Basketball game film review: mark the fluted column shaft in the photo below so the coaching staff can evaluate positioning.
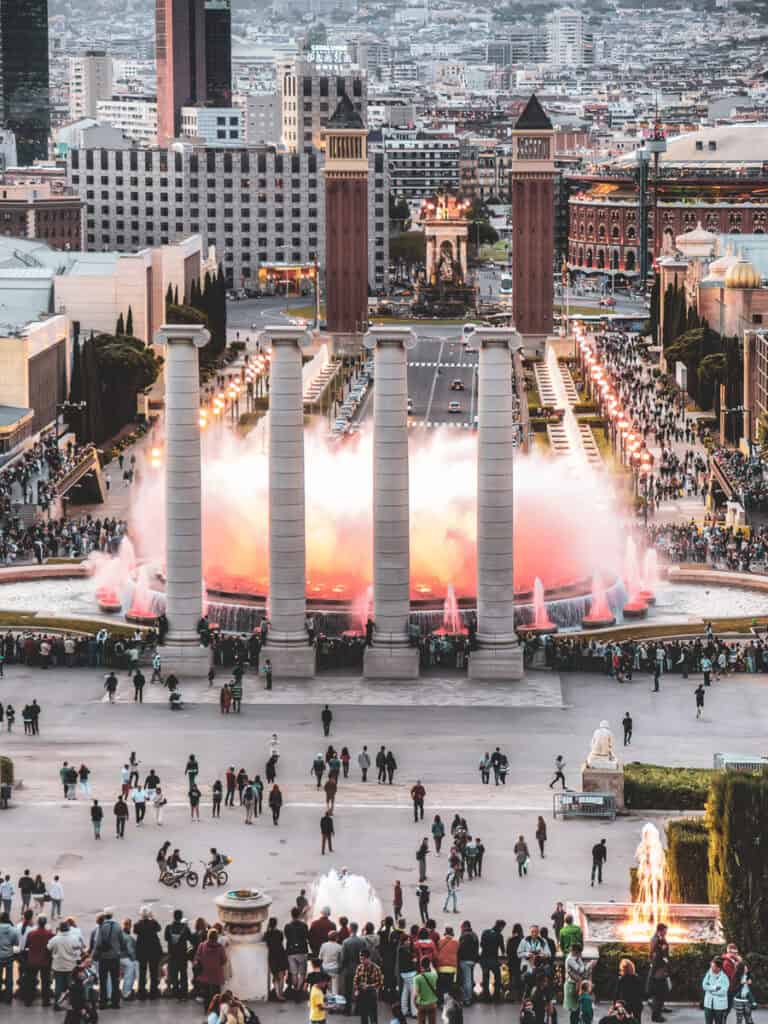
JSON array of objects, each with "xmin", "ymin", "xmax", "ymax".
[
  {"xmin": 372, "ymin": 335, "xmax": 411, "ymax": 646},
  {"xmin": 268, "ymin": 332, "xmax": 307, "ymax": 644},
  {"xmin": 159, "ymin": 326, "xmax": 208, "ymax": 642},
  {"xmin": 476, "ymin": 336, "xmax": 517, "ymax": 646}
]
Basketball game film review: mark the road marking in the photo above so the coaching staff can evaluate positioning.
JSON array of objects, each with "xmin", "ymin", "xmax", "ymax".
[{"xmin": 423, "ymin": 339, "xmax": 445, "ymax": 425}]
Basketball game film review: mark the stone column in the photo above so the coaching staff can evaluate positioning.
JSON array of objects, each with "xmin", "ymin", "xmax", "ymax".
[
  {"xmin": 154, "ymin": 324, "xmax": 211, "ymax": 676},
  {"xmin": 363, "ymin": 326, "xmax": 419, "ymax": 679},
  {"xmin": 469, "ymin": 328, "xmax": 524, "ymax": 681},
  {"xmin": 263, "ymin": 325, "xmax": 315, "ymax": 678}
]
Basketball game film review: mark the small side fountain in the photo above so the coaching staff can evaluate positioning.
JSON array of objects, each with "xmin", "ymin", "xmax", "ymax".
[
  {"xmin": 582, "ymin": 572, "xmax": 616, "ymax": 628},
  {"xmin": 441, "ymin": 584, "xmax": 465, "ymax": 634},
  {"xmin": 310, "ymin": 868, "xmax": 383, "ymax": 925},
  {"xmin": 572, "ymin": 822, "xmax": 723, "ymax": 957},
  {"xmin": 519, "ymin": 577, "xmax": 558, "ymax": 636},
  {"xmin": 638, "ymin": 548, "xmax": 659, "ymax": 605},
  {"xmin": 125, "ymin": 564, "xmax": 161, "ymax": 626},
  {"xmin": 215, "ymin": 888, "xmax": 272, "ymax": 1001},
  {"xmin": 623, "ymin": 538, "xmax": 648, "ymax": 619}
]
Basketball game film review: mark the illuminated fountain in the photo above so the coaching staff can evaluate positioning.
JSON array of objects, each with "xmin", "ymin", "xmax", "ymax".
[
  {"xmin": 125, "ymin": 563, "xmax": 162, "ymax": 626},
  {"xmin": 441, "ymin": 584, "xmax": 465, "ymax": 634},
  {"xmin": 572, "ymin": 822, "xmax": 723, "ymax": 957},
  {"xmin": 623, "ymin": 537, "xmax": 649, "ymax": 619},
  {"xmin": 310, "ymin": 869, "xmax": 383, "ymax": 925},
  {"xmin": 639, "ymin": 548, "xmax": 659, "ymax": 605},
  {"xmin": 582, "ymin": 572, "xmax": 616, "ymax": 628},
  {"xmin": 518, "ymin": 577, "xmax": 558, "ymax": 636}
]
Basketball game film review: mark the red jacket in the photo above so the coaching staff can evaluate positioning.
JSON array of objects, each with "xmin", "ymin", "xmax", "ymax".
[
  {"xmin": 194, "ymin": 939, "xmax": 227, "ymax": 986},
  {"xmin": 26, "ymin": 926, "xmax": 54, "ymax": 967}
]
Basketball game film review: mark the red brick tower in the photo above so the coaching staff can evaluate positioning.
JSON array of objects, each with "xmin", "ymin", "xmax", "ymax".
[
  {"xmin": 511, "ymin": 95, "xmax": 555, "ymax": 345},
  {"xmin": 323, "ymin": 94, "xmax": 369, "ymax": 336}
]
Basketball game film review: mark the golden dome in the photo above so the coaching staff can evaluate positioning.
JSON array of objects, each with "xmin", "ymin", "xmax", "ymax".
[
  {"xmin": 725, "ymin": 255, "xmax": 762, "ymax": 289},
  {"xmin": 708, "ymin": 243, "xmax": 736, "ymax": 278}
]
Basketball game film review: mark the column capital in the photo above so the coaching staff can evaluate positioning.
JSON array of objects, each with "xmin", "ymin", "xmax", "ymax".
[
  {"xmin": 364, "ymin": 326, "xmax": 417, "ymax": 351},
  {"xmin": 154, "ymin": 324, "xmax": 210, "ymax": 348},
  {"xmin": 261, "ymin": 325, "xmax": 311, "ymax": 349},
  {"xmin": 475, "ymin": 327, "xmax": 524, "ymax": 351}
]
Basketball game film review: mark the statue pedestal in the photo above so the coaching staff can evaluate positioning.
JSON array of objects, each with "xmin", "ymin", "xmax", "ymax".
[
  {"xmin": 215, "ymin": 888, "xmax": 272, "ymax": 1001},
  {"xmin": 581, "ymin": 762, "xmax": 625, "ymax": 812}
]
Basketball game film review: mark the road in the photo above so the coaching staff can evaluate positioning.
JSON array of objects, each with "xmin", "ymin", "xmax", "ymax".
[{"xmin": 406, "ymin": 331, "xmax": 478, "ymax": 428}]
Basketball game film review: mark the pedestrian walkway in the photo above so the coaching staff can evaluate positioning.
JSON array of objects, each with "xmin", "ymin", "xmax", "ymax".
[{"xmin": 408, "ymin": 361, "xmax": 478, "ymax": 369}]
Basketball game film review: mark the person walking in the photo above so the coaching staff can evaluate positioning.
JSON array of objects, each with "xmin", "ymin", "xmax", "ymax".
[
  {"xmin": 189, "ymin": 783, "xmax": 201, "ymax": 822},
  {"xmin": 695, "ymin": 684, "xmax": 705, "ymax": 719},
  {"xmin": 243, "ymin": 781, "xmax": 256, "ymax": 825},
  {"xmin": 703, "ymin": 956, "xmax": 730, "ymax": 1024},
  {"xmin": 535, "ymin": 816, "xmax": 547, "ymax": 858},
  {"xmin": 321, "ymin": 705, "xmax": 333, "ymax": 736},
  {"xmin": 375, "ymin": 746, "xmax": 386, "ymax": 784},
  {"xmin": 591, "ymin": 839, "xmax": 607, "ymax": 886},
  {"xmin": 133, "ymin": 669, "xmax": 145, "ymax": 703},
  {"xmin": 212, "ymin": 779, "xmax": 223, "ymax": 818},
  {"xmin": 385, "ymin": 750, "xmax": 397, "ymax": 785},
  {"xmin": 393, "ymin": 881, "xmax": 403, "ymax": 919},
  {"xmin": 416, "ymin": 838, "xmax": 429, "ymax": 882},
  {"xmin": 649, "ymin": 923, "xmax": 670, "ymax": 1022},
  {"xmin": 622, "ymin": 712, "xmax": 633, "ymax": 745},
  {"xmin": 514, "ymin": 835, "xmax": 530, "ymax": 877},
  {"xmin": 549, "ymin": 755, "xmax": 566, "ymax": 789},
  {"xmin": 321, "ymin": 811, "xmax": 335, "ymax": 854},
  {"xmin": 411, "ymin": 780, "xmax": 426, "ymax": 823},
  {"xmin": 312, "ymin": 753, "xmax": 326, "ymax": 789},
  {"xmin": 443, "ymin": 870, "xmax": 459, "ymax": 915},
  {"xmin": 132, "ymin": 784, "xmax": 147, "ymax": 825},
  {"xmin": 114, "ymin": 795, "xmax": 129, "ymax": 838},
  {"xmin": 152, "ymin": 787, "xmax": 167, "ymax": 825},
  {"xmin": 416, "ymin": 883, "xmax": 430, "ymax": 925},
  {"xmin": 358, "ymin": 746, "xmax": 371, "ymax": 782},
  {"xmin": 431, "ymin": 815, "xmax": 445, "ymax": 855},
  {"xmin": 91, "ymin": 799, "xmax": 104, "ymax": 839},
  {"xmin": 478, "ymin": 752, "xmax": 491, "ymax": 784},
  {"xmin": 269, "ymin": 783, "xmax": 283, "ymax": 825},
  {"xmin": 324, "ymin": 775, "xmax": 337, "ymax": 813}
]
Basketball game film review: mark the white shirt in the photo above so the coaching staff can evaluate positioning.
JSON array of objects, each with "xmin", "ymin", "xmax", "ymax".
[
  {"xmin": 132, "ymin": 788, "xmax": 146, "ymax": 804},
  {"xmin": 121, "ymin": 767, "xmax": 130, "ymax": 783},
  {"xmin": 0, "ymin": 880, "xmax": 15, "ymax": 899},
  {"xmin": 49, "ymin": 880, "xmax": 63, "ymax": 900}
]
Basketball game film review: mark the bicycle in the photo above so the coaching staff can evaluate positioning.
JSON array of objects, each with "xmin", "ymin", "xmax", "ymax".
[
  {"xmin": 201, "ymin": 859, "xmax": 229, "ymax": 889},
  {"xmin": 159, "ymin": 860, "xmax": 199, "ymax": 888}
]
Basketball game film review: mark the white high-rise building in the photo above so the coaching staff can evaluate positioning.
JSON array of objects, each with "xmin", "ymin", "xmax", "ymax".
[
  {"xmin": 546, "ymin": 9, "xmax": 593, "ymax": 68},
  {"xmin": 69, "ymin": 51, "xmax": 114, "ymax": 120}
]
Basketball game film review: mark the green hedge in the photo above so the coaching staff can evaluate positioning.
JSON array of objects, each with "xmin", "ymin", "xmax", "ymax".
[
  {"xmin": 0, "ymin": 756, "xmax": 13, "ymax": 784},
  {"xmin": 708, "ymin": 772, "xmax": 768, "ymax": 952},
  {"xmin": 624, "ymin": 762, "xmax": 714, "ymax": 810},
  {"xmin": 593, "ymin": 943, "xmax": 724, "ymax": 1002},
  {"xmin": 668, "ymin": 818, "xmax": 709, "ymax": 904}
]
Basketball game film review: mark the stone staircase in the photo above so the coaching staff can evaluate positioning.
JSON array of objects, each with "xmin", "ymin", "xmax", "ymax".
[
  {"xmin": 303, "ymin": 358, "xmax": 340, "ymax": 405},
  {"xmin": 578, "ymin": 423, "xmax": 603, "ymax": 469},
  {"xmin": 547, "ymin": 422, "xmax": 572, "ymax": 458},
  {"xmin": 558, "ymin": 363, "xmax": 580, "ymax": 404},
  {"xmin": 533, "ymin": 362, "xmax": 557, "ymax": 407}
]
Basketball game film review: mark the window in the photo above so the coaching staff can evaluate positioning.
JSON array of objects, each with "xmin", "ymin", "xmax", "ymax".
[
  {"xmin": 319, "ymin": 77, "xmax": 329, "ymax": 97},
  {"xmin": 71, "ymin": 150, "xmax": 79, "ymax": 170}
]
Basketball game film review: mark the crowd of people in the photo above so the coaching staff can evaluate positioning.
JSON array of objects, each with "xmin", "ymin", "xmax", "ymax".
[
  {"xmin": 712, "ymin": 448, "xmax": 768, "ymax": 514},
  {"xmin": 642, "ymin": 520, "xmax": 768, "ymax": 573},
  {"xmin": 547, "ymin": 629, "xmax": 768, "ymax": 679},
  {"xmin": 0, "ymin": 626, "xmax": 150, "ymax": 675}
]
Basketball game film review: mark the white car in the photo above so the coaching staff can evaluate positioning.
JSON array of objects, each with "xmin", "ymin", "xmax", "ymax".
[
  {"xmin": 462, "ymin": 323, "xmax": 477, "ymax": 341},
  {"xmin": 407, "ymin": 398, "xmax": 413, "ymax": 412},
  {"xmin": 448, "ymin": 400, "xmax": 461, "ymax": 413}
]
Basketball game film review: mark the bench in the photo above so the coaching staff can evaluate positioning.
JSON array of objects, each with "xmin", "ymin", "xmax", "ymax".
[{"xmin": 553, "ymin": 791, "xmax": 616, "ymax": 820}]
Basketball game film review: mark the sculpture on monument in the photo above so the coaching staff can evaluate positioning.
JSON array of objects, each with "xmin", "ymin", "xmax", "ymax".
[
  {"xmin": 416, "ymin": 190, "xmax": 474, "ymax": 316},
  {"xmin": 586, "ymin": 720, "xmax": 619, "ymax": 768}
]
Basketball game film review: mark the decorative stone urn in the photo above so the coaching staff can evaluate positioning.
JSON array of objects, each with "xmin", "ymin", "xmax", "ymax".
[{"xmin": 214, "ymin": 888, "xmax": 272, "ymax": 1000}]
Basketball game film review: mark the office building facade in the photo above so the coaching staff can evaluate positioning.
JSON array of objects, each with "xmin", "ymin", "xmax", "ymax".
[
  {"xmin": 278, "ymin": 56, "xmax": 366, "ymax": 152},
  {"xmin": 0, "ymin": 0, "xmax": 50, "ymax": 164},
  {"xmin": 69, "ymin": 51, "xmax": 114, "ymax": 121},
  {"xmin": 66, "ymin": 144, "xmax": 389, "ymax": 292},
  {"xmin": 156, "ymin": 0, "xmax": 206, "ymax": 146},
  {"xmin": 205, "ymin": 0, "xmax": 232, "ymax": 106}
]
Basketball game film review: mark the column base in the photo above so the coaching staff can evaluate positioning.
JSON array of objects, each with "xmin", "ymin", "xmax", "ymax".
[
  {"xmin": 364, "ymin": 645, "xmax": 420, "ymax": 680},
  {"xmin": 468, "ymin": 645, "xmax": 524, "ymax": 681},
  {"xmin": 262, "ymin": 643, "xmax": 316, "ymax": 679},
  {"xmin": 160, "ymin": 638, "xmax": 212, "ymax": 678}
]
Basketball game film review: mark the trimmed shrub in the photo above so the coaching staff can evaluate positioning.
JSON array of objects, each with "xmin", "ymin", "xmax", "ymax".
[
  {"xmin": 593, "ymin": 943, "xmax": 724, "ymax": 1003},
  {"xmin": 708, "ymin": 772, "xmax": 768, "ymax": 952},
  {"xmin": 624, "ymin": 763, "xmax": 714, "ymax": 810},
  {"xmin": 0, "ymin": 756, "xmax": 13, "ymax": 785},
  {"xmin": 746, "ymin": 952, "xmax": 768, "ymax": 1003},
  {"xmin": 667, "ymin": 818, "xmax": 709, "ymax": 903}
]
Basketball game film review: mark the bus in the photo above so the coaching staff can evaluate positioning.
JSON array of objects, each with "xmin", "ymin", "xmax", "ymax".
[{"xmin": 500, "ymin": 273, "xmax": 513, "ymax": 295}]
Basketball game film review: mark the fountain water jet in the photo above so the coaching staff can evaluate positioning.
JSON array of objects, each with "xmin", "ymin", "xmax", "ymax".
[
  {"xmin": 310, "ymin": 869, "xmax": 382, "ymax": 926},
  {"xmin": 519, "ymin": 577, "xmax": 558, "ymax": 635},
  {"xmin": 582, "ymin": 572, "xmax": 616, "ymax": 628},
  {"xmin": 639, "ymin": 548, "xmax": 659, "ymax": 605},
  {"xmin": 442, "ymin": 584, "xmax": 465, "ymax": 634},
  {"xmin": 623, "ymin": 537, "xmax": 648, "ymax": 619}
]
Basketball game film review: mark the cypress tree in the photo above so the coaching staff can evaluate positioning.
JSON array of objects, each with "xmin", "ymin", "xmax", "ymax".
[
  {"xmin": 165, "ymin": 283, "xmax": 174, "ymax": 315},
  {"xmin": 115, "ymin": 312, "xmax": 125, "ymax": 336},
  {"xmin": 174, "ymin": 284, "xmax": 180, "ymax": 306},
  {"xmin": 126, "ymin": 306, "xmax": 134, "ymax": 336}
]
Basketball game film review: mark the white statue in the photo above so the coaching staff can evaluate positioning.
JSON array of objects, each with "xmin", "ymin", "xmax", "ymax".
[{"xmin": 587, "ymin": 720, "xmax": 619, "ymax": 769}]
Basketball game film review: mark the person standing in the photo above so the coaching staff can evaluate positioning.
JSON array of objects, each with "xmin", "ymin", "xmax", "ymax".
[
  {"xmin": 564, "ymin": 943, "xmax": 592, "ymax": 1024},
  {"xmin": 133, "ymin": 669, "xmax": 145, "ymax": 703},
  {"xmin": 114, "ymin": 795, "xmax": 129, "ymax": 838},
  {"xmin": 21, "ymin": 914, "xmax": 53, "ymax": 1007},
  {"xmin": 164, "ymin": 909, "xmax": 192, "ymax": 1000},
  {"xmin": 479, "ymin": 920, "xmax": 505, "ymax": 1003},
  {"xmin": 653, "ymin": 662, "xmax": 661, "ymax": 692},
  {"xmin": 284, "ymin": 905, "xmax": 310, "ymax": 997},
  {"xmin": 591, "ymin": 839, "xmax": 607, "ymax": 886},
  {"xmin": 324, "ymin": 775, "xmax": 337, "ymax": 813},
  {"xmin": 321, "ymin": 705, "xmax": 333, "ymax": 736},
  {"xmin": 514, "ymin": 835, "xmax": 530, "ymax": 877},
  {"xmin": 414, "ymin": 956, "xmax": 439, "ymax": 1024},
  {"xmin": 478, "ymin": 752, "xmax": 491, "ymax": 785},
  {"xmin": 375, "ymin": 746, "xmax": 387, "ymax": 784},
  {"xmin": 535, "ymin": 817, "xmax": 547, "ymax": 858},
  {"xmin": 341, "ymin": 923, "xmax": 366, "ymax": 1014},
  {"xmin": 269, "ymin": 784, "xmax": 283, "ymax": 825},
  {"xmin": 212, "ymin": 779, "xmax": 223, "ymax": 818},
  {"xmin": 615, "ymin": 957, "xmax": 644, "ymax": 1023},
  {"xmin": 263, "ymin": 658, "xmax": 273, "ymax": 690},
  {"xmin": 549, "ymin": 755, "xmax": 566, "ymax": 790},
  {"xmin": 385, "ymin": 750, "xmax": 397, "ymax": 784},
  {"xmin": 48, "ymin": 876, "xmax": 63, "ymax": 920},
  {"xmin": 132, "ymin": 784, "xmax": 147, "ymax": 825},
  {"xmin": 93, "ymin": 909, "xmax": 127, "ymax": 1010},
  {"xmin": 134, "ymin": 906, "xmax": 163, "ymax": 1000},
  {"xmin": 416, "ymin": 884, "xmax": 430, "ymax": 925},
  {"xmin": 411, "ymin": 781, "xmax": 426, "ymax": 823},
  {"xmin": 189, "ymin": 783, "xmax": 201, "ymax": 822},
  {"xmin": 225, "ymin": 766, "xmax": 236, "ymax": 807},
  {"xmin": 152, "ymin": 787, "xmax": 167, "ymax": 826},
  {"xmin": 243, "ymin": 781, "xmax": 255, "ymax": 825},
  {"xmin": 321, "ymin": 811, "xmax": 335, "ymax": 854},
  {"xmin": 703, "ymin": 956, "xmax": 730, "ymax": 1024},
  {"xmin": 649, "ymin": 923, "xmax": 670, "ymax": 1022},
  {"xmin": 622, "ymin": 712, "xmax": 633, "ymax": 745},
  {"xmin": 91, "ymin": 799, "xmax": 104, "ymax": 839},
  {"xmin": 416, "ymin": 838, "xmax": 429, "ymax": 882},
  {"xmin": 393, "ymin": 881, "xmax": 403, "ymax": 919},
  {"xmin": 696, "ymin": 684, "xmax": 705, "ymax": 719},
  {"xmin": 354, "ymin": 947, "xmax": 383, "ymax": 1024},
  {"xmin": 702, "ymin": 655, "xmax": 712, "ymax": 687},
  {"xmin": 443, "ymin": 871, "xmax": 459, "ymax": 915},
  {"xmin": 47, "ymin": 919, "xmax": 83, "ymax": 1010},
  {"xmin": 431, "ymin": 815, "xmax": 445, "ymax": 855},
  {"xmin": 358, "ymin": 746, "xmax": 371, "ymax": 782},
  {"xmin": 309, "ymin": 973, "xmax": 330, "ymax": 1024},
  {"xmin": 120, "ymin": 916, "xmax": 138, "ymax": 1001},
  {"xmin": 457, "ymin": 921, "xmax": 478, "ymax": 1007}
]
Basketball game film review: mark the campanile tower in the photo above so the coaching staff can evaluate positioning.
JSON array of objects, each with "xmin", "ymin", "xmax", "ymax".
[
  {"xmin": 510, "ymin": 94, "xmax": 555, "ymax": 346},
  {"xmin": 323, "ymin": 94, "xmax": 369, "ymax": 336}
]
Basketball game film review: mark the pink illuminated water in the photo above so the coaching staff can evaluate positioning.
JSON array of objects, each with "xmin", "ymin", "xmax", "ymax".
[
  {"xmin": 584, "ymin": 572, "xmax": 614, "ymax": 622},
  {"xmin": 624, "ymin": 537, "xmax": 644, "ymax": 603},
  {"xmin": 531, "ymin": 577, "xmax": 555, "ymax": 630},
  {"xmin": 442, "ymin": 584, "xmax": 464, "ymax": 633},
  {"xmin": 128, "ymin": 563, "xmax": 157, "ymax": 618},
  {"xmin": 110, "ymin": 423, "xmax": 626, "ymax": 607}
]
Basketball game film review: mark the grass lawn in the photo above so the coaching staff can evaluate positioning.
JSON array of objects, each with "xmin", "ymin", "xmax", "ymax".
[
  {"xmin": 479, "ymin": 241, "xmax": 509, "ymax": 262},
  {"xmin": 532, "ymin": 431, "xmax": 551, "ymax": 455}
]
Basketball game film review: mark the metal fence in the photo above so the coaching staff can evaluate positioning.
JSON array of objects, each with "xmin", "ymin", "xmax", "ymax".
[{"xmin": 552, "ymin": 791, "xmax": 616, "ymax": 820}]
